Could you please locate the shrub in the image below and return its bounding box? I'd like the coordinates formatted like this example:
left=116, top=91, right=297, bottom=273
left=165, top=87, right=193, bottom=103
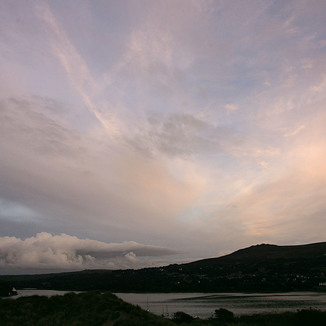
left=172, top=311, right=195, bottom=324
left=295, top=309, right=326, bottom=326
left=214, top=308, right=234, bottom=322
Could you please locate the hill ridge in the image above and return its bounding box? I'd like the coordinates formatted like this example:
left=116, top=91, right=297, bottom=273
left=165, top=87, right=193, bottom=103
left=185, top=241, right=326, bottom=266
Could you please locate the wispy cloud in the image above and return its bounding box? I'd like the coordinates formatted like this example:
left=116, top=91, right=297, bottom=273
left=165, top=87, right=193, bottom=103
left=33, top=0, right=119, bottom=137
left=284, top=125, right=305, bottom=137
left=0, top=95, right=201, bottom=241
left=225, top=104, right=238, bottom=115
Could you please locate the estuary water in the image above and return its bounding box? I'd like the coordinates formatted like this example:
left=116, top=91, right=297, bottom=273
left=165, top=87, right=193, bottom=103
left=115, top=292, right=326, bottom=318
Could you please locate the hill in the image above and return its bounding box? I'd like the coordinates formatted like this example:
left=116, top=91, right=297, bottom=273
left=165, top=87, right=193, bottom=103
left=1, top=242, right=326, bottom=292
left=188, top=242, right=326, bottom=264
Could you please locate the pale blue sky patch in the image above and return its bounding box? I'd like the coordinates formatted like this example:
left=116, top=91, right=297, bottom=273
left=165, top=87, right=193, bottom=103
left=0, top=198, right=40, bottom=222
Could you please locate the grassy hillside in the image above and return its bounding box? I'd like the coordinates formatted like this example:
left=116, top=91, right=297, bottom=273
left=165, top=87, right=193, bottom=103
left=1, top=242, right=326, bottom=292
left=0, top=291, right=174, bottom=326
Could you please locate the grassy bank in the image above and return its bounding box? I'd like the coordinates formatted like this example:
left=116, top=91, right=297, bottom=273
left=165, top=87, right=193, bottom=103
left=0, top=291, right=173, bottom=326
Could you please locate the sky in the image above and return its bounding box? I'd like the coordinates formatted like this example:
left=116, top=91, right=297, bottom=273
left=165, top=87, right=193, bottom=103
left=1, top=0, right=326, bottom=274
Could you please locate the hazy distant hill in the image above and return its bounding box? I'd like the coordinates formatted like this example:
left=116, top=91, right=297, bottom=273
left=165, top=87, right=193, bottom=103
left=1, top=242, right=326, bottom=293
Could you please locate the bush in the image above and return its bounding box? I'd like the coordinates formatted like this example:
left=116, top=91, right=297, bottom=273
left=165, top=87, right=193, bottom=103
left=111, top=311, right=120, bottom=320
left=295, top=309, right=326, bottom=326
left=172, top=311, right=195, bottom=324
left=214, top=308, right=234, bottom=322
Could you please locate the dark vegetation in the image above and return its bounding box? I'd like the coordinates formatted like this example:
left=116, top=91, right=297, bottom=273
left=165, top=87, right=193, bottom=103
left=0, top=280, right=14, bottom=297
left=1, top=242, right=326, bottom=293
left=1, top=291, right=326, bottom=326
left=0, top=291, right=174, bottom=326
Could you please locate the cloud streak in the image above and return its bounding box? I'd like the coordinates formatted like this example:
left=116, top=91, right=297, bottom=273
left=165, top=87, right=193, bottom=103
left=33, top=0, right=119, bottom=137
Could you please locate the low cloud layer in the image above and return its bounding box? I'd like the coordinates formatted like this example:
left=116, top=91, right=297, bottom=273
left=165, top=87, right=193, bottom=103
left=0, top=233, right=180, bottom=272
